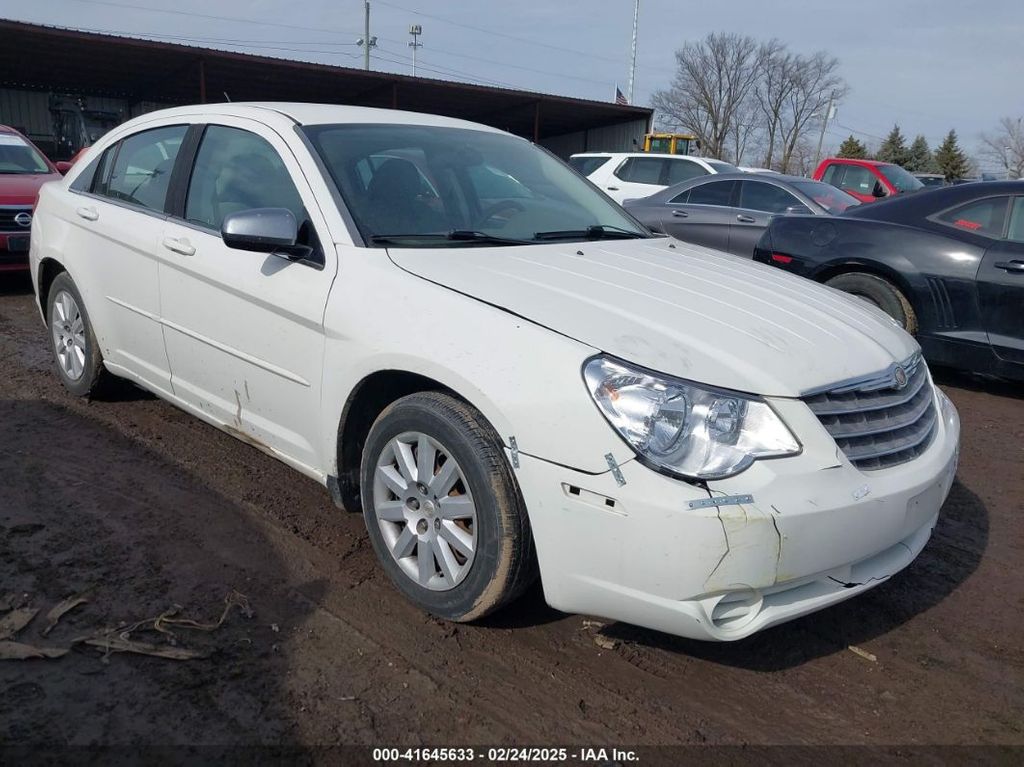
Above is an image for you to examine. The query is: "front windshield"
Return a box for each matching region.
[881,163,924,193]
[791,181,861,213]
[303,123,649,246]
[0,134,50,175]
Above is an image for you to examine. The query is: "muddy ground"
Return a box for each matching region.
[0,273,1022,750]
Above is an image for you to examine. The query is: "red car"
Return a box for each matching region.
[0,125,69,272]
[812,157,923,203]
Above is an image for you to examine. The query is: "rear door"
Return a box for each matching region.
[730,180,808,257]
[157,118,337,473]
[978,196,1024,364]
[604,156,666,203]
[661,179,737,251]
[61,123,188,394]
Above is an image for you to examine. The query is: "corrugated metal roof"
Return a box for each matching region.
[0,19,652,141]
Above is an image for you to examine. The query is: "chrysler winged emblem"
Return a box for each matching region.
[893,365,908,389]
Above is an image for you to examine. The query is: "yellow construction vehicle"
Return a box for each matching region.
[643,132,698,155]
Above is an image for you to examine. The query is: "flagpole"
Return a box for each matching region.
[627,0,639,104]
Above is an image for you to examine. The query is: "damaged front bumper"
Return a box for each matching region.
[512,387,960,641]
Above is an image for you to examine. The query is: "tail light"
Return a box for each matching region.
[770,253,793,264]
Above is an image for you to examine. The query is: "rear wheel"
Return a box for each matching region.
[47,272,109,397]
[825,272,918,334]
[359,391,536,622]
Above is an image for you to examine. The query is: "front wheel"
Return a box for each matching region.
[359,392,536,622]
[825,272,918,334]
[46,272,110,397]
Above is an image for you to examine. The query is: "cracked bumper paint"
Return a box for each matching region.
[512,388,960,641]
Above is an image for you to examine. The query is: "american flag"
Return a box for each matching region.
[615,87,628,105]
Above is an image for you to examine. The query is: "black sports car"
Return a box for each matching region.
[754,181,1024,380]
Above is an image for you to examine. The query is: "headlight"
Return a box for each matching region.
[583,356,800,480]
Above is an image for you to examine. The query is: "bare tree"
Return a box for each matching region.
[651,32,766,160]
[752,40,798,168]
[776,51,846,173]
[980,116,1024,179]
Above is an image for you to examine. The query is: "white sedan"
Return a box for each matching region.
[569,151,738,203]
[30,103,959,640]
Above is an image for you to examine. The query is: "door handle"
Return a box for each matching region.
[736,214,756,223]
[671,209,689,218]
[162,236,196,256]
[606,186,620,191]
[75,206,98,221]
[994,260,1024,273]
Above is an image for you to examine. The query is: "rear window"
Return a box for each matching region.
[934,197,1009,238]
[568,156,611,177]
[705,160,739,173]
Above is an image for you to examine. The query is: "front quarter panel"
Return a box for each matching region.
[319,246,636,476]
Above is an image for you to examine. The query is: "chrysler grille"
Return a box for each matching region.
[804,354,937,471]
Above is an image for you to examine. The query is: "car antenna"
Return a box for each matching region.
[223,91,232,102]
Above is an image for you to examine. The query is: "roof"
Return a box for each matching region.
[822,158,891,166]
[0,19,652,142]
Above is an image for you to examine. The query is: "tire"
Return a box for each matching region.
[359,391,536,622]
[825,272,918,334]
[46,272,109,397]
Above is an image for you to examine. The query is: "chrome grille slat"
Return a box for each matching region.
[805,363,928,415]
[804,354,937,471]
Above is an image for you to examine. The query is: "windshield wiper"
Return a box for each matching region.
[368,230,532,247]
[532,224,647,242]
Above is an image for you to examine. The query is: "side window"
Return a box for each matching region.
[839,165,877,195]
[185,125,306,232]
[740,181,801,214]
[934,197,1009,238]
[668,189,690,204]
[687,180,736,207]
[101,125,187,212]
[821,164,842,186]
[665,159,707,186]
[69,153,103,193]
[615,157,665,185]
[568,156,611,176]
[1007,198,1024,243]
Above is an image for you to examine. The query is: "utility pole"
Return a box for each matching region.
[408,24,423,76]
[626,0,639,104]
[357,1,377,71]
[813,90,837,170]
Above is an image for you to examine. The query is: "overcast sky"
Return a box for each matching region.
[3,0,1022,161]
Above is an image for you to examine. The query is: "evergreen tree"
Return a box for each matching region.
[905,135,935,173]
[935,129,971,181]
[837,135,868,159]
[876,124,910,166]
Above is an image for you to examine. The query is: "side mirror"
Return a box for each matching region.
[221,208,308,259]
[872,180,888,198]
[55,161,74,175]
[784,204,813,216]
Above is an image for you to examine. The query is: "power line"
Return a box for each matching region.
[61,0,362,38]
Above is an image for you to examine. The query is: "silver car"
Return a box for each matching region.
[623,172,860,257]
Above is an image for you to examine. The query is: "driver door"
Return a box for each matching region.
[156,118,337,473]
[978,196,1024,365]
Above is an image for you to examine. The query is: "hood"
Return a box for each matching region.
[0,173,61,205]
[387,238,918,397]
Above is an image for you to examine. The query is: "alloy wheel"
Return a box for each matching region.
[373,431,477,591]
